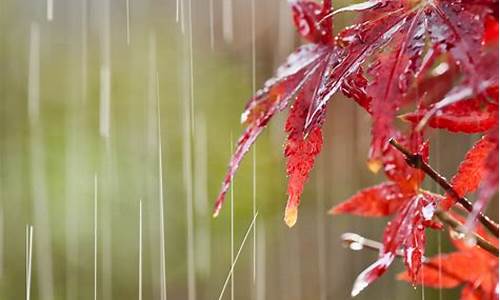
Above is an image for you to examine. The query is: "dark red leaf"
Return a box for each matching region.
[341,69,371,112]
[304,5,414,133]
[428,0,492,89]
[403,51,459,108]
[378,131,428,192]
[402,93,499,133]
[213,44,329,217]
[283,68,326,227]
[367,11,426,166]
[291,0,333,45]
[216,0,498,235]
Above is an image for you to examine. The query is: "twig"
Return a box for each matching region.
[340,232,466,283]
[341,232,401,256]
[389,138,499,237]
[434,210,498,256]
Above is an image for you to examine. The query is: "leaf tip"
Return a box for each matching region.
[328,207,337,215]
[329,204,344,216]
[367,158,382,173]
[350,277,368,298]
[212,201,222,218]
[284,206,298,228]
[350,253,394,297]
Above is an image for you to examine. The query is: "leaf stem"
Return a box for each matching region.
[389,138,499,237]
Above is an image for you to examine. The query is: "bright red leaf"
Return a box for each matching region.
[332,130,429,219]
[466,129,499,231]
[441,135,498,210]
[483,15,499,45]
[351,192,438,296]
[330,182,410,217]
[398,226,499,300]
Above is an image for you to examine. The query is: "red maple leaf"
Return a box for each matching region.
[441,134,498,210]
[333,134,436,294]
[350,192,440,296]
[398,224,499,300]
[484,15,499,45]
[330,182,410,217]
[214,0,498,296]
[465,129,499,231]
[215,0,497,227]
[401,88,498,134]
[305,0,497,167]
[404,15,499,134]
[213,0,336,226]
[331,131,428,216]
[283,68,326,226]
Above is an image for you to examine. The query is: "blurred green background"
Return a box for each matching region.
[0,0,496,299]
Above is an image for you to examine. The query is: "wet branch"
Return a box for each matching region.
[341,233,467,283]
[389,138,499,237]
[342,203,499,257]
[434,210,498,256]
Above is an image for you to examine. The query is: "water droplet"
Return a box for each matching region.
[464,234,477,247]
[450,229,465,240]
[398,73,410,91]
[350,242,364,251]
[422,203,435,220]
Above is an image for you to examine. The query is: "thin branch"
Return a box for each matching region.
[434,210,498,256]
[389,138,499,237]
[341,232,466,283]
[342,205,499,257]
[341,232,399,255]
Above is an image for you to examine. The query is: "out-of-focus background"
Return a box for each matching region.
[0,0,497,299]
